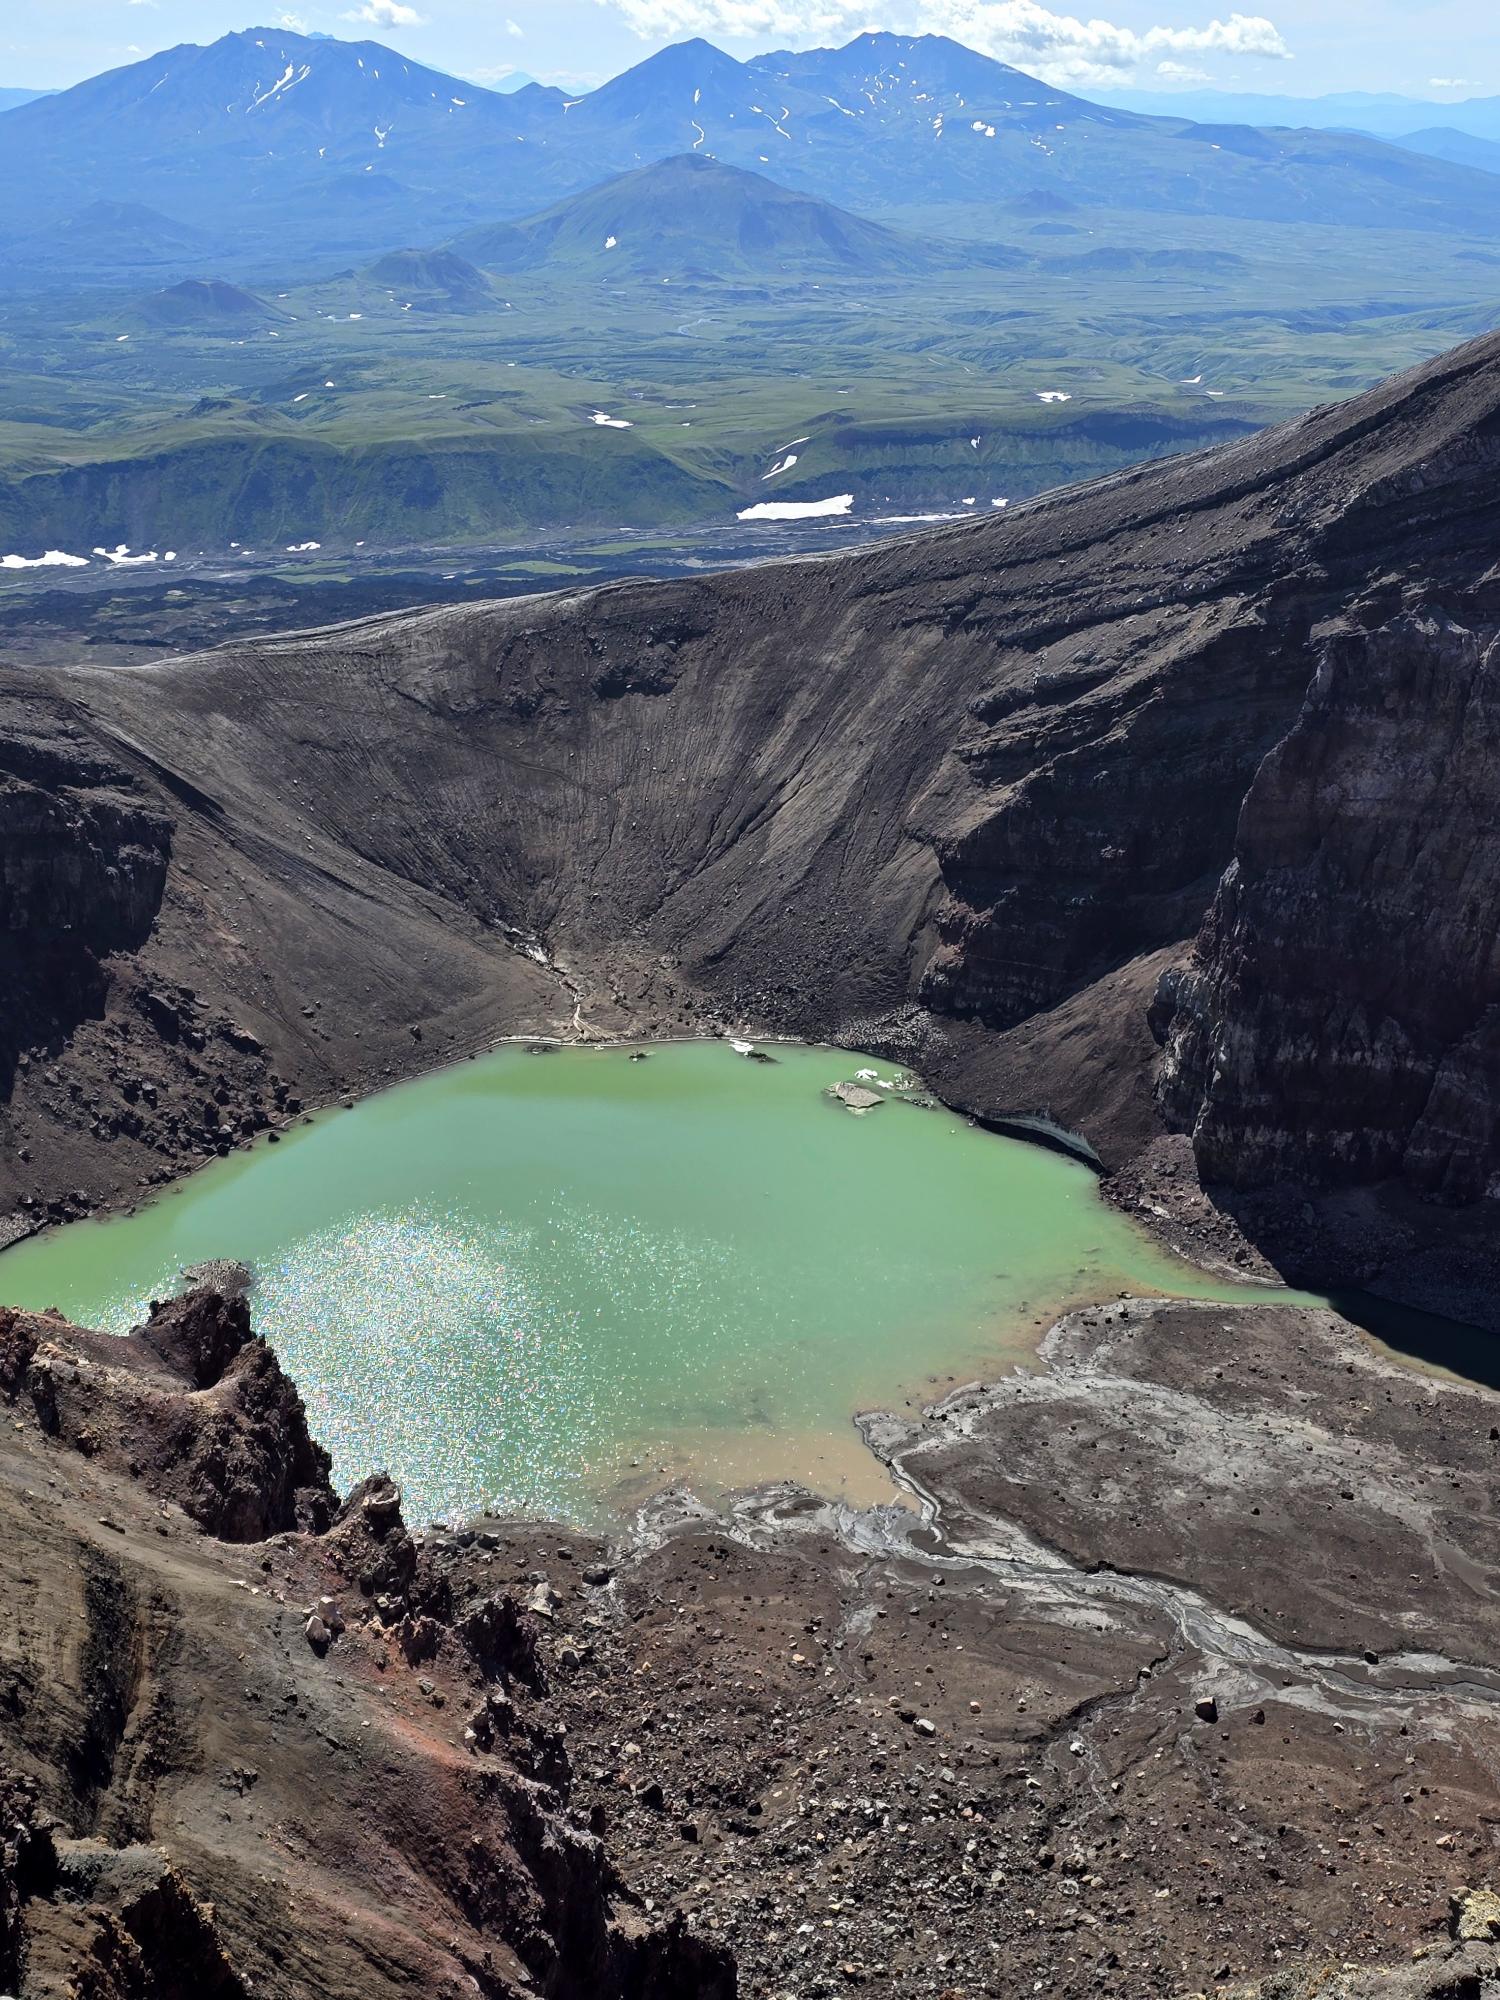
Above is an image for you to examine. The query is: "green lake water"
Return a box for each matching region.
[0,1041,1294,1525]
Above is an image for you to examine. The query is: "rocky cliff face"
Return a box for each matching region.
[1155,610,1500,1206]
[0,693,171,1097]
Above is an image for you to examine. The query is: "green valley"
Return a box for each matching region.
[1,167,1496,560]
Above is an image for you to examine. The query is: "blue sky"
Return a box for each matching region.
[6,0,1499,99]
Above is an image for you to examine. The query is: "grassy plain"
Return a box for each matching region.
[0,206,1494,555]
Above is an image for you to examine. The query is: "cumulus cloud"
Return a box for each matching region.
[1156,58,1211,81]
[593,0,1290,85]
[343,0,425,24]
[1429,76,1477,90]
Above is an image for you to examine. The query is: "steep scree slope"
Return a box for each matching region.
[4,332,1500,1274]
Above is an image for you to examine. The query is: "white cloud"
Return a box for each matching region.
[1156,58,1210,81]
[1429,76,1477,90]
[278,8,310,25]
[343,0,425,24]
[592,0,1290,85]
[506,16,525,34]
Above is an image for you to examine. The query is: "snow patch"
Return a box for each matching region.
[1037,391,1072,403]
[2,550,89,570]
[590,411,632,428]
[762,453,798,478]
[249,62,309,112]
[286,541,322,553]
[92,545,160,567]
[604,234,617,249]
[738,494,853,522]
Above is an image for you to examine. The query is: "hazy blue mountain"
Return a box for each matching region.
[1393,127,1500,175]
[498,31,1500,229]
[0,27,532,260]
[0,199,208,278]
[0,87,49,113]
[453,152,992,277]
[5,24,1500,280]
[1092,85,1500,145]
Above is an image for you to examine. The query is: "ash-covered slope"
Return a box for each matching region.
[4,331,1500,1292]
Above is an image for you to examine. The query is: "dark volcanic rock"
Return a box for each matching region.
[0,700,170,1095]
[1156,609,1500,1203]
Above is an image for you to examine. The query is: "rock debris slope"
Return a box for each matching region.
[4,330,1500,1298]
[8,1289,1500,1996]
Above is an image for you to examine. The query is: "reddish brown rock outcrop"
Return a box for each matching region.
[0,1288,335,1539]
[0,1291,736,2000]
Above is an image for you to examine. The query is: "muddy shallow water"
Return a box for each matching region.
[0,1040,1304,1522]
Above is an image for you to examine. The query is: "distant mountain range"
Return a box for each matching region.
[1091,84,1500,145]
[4,25,1500,282]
